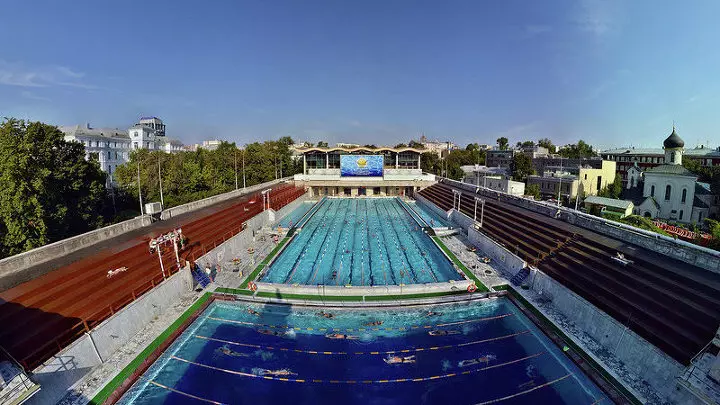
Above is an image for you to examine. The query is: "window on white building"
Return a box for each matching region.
[670,153,675,163]
[681,188,687,203]
[651,185,655,197]
[665,185,671,201]
[679,210,683,220]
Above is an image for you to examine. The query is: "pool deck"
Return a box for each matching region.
[61,224,665,405]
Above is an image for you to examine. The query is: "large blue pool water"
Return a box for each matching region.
[262,198,462,286]
[119,298,609,404]
[405,200,451,228]
[275,202,315,229]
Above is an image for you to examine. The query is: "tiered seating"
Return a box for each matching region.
[0,183,305,370]
[419,183,720,364]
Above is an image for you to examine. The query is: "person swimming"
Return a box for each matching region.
[425,311,442,317]
[325,333,359,340]
[257,329,287,337]
[247,308,260,316]
[218,345,248,357]
[317,311,334,319]
[384,355,416,364]
[428,330,461,336]
[458,354,495,367]
[364,320,383,326]
[259,369,297,376]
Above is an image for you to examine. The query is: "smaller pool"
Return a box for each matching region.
[407,200,451,228]
[276,201,316,228]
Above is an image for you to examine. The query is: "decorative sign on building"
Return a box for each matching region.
[340,155,383,177]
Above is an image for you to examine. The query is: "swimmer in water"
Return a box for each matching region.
[458,354,495,367]
[316,311,334,319]
[260,369,297,377]
[325,333,359,340]
[384,355,416,364]
[247,308,260,316]
[425,311,442,317]
[364,320,383,326]
[218,345,248,357]
[428,330,461,336]
[257,329,288,337]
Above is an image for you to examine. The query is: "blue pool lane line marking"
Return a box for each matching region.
[169,351,546,384]
[147,380,226,404]
[472,373,573,405]
[194,329,531,356]
[203,312,513,332]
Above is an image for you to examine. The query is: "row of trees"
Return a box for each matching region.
[115,137,301,210]
[495,137,597,158]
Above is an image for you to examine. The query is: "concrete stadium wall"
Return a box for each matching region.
[160,177,293,220]
[193,194,308,272]
[25,267,192,405]
[467,228,527,274]
[448,209,475,232]
[440,177,720,274]
[529,269,684,397]
[0,216,153,291]
[413,193,451,220]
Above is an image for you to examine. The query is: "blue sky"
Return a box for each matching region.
[1,0,719,149]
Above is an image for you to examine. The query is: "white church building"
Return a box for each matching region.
[627,127,712,224]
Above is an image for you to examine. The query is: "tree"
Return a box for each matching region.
[537,138,556,154]
[420,152,440,174]
[316,141,329,147]
[302,141,313,147]
[510,153,534,181]
[597,174,623,199]
[525,184,541,200]
[559,140,597,158]
[363,144,377,148]
[0,119,106,258]
[408,140,425,149]
[517,140,535,148]
[394,143,408,148]
[496,137,509,151]
[705,219,720,251]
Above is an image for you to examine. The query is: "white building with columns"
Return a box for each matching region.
[61,116,184,187]
[631,128,712,224]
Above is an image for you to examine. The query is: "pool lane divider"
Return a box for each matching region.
[395,197,429,228]
[216,286,490,302]
[168,351,546,384]
[91,292,215,405]
[194,329,531,356]
[431,236,490,292]
[203,312,513,332]
[473,373,574,405]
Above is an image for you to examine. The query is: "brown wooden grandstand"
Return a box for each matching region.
[0,184,305,370]
[419,182,720,365]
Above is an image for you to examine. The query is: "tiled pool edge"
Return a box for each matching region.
[90,292,214,405]
[494,284,642,405]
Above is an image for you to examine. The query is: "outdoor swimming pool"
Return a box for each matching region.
[118,298,609,404]
[275,201,315,229]
[262,198,462,286]
[405,200,451,228]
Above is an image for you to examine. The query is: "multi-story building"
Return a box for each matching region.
[526,160,616,201]
[138,116,166,137]
[460,165,525,196]
[419,135,456,157]
[294,146,434,197]
[62,116,183,186]
[60,123,131,186]
[601,136,720,184]
[486,149,516,168]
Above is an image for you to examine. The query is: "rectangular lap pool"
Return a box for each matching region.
[118,298,609,404]
[262,198,463,286]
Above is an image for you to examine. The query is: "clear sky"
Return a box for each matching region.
[1,0,719,149]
